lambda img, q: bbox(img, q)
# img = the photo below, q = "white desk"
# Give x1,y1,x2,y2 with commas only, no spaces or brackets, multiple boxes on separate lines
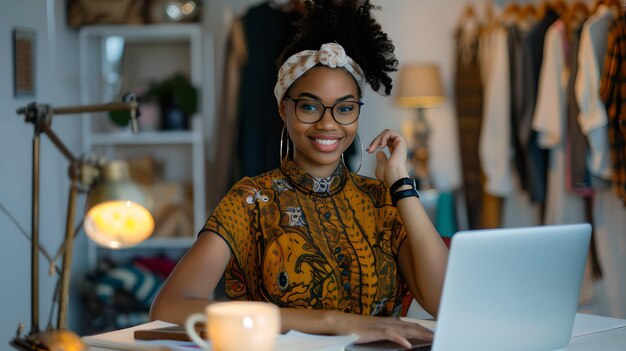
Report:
400,313,626,351
83,313,626,350
565,312,626,350
567,326,626,350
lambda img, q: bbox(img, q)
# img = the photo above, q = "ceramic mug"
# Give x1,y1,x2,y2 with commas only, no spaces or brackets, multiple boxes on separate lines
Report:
185,301,281,351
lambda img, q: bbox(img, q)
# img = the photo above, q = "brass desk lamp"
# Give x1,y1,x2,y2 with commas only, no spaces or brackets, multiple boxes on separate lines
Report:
11,95,155,350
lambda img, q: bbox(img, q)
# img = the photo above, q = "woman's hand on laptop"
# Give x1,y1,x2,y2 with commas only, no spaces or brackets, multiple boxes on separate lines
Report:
330,311,434,348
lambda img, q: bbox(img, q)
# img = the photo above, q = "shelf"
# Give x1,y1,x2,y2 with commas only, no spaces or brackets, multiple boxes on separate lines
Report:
90,130,201,145
79,23,201,42
98,237,196,250
81,22,210,273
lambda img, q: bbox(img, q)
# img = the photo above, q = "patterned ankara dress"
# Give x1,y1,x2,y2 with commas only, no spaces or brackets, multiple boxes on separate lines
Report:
202,157,409,316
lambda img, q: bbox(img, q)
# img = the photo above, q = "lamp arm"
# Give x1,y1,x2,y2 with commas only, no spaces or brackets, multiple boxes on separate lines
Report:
57,179,80,329
51,101,137,115
41,122,77,164
16,101,137,116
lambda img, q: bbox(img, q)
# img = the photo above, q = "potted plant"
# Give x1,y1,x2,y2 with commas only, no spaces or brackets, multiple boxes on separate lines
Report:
109,73,198,131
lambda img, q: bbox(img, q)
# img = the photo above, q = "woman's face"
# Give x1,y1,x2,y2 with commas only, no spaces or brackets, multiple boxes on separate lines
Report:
279,66,360,177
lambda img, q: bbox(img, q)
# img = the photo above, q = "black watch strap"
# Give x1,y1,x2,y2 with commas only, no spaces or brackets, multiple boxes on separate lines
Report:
390,177,416,194
391,188,420,206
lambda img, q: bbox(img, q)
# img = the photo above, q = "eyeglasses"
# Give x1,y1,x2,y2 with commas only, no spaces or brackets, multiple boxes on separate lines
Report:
283,97,364,125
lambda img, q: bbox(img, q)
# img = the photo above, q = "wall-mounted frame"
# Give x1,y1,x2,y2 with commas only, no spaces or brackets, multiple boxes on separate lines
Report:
13,28,36,97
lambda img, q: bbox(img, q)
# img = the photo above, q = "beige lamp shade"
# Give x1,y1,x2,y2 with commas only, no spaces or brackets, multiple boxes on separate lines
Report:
84,160,154,249
395,64,445,108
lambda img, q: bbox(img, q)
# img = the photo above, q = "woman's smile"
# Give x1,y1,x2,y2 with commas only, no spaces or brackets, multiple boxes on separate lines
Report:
310,135,343,152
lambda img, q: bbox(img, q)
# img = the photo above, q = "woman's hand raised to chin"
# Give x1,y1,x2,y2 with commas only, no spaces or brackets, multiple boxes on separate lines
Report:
367,129,411,188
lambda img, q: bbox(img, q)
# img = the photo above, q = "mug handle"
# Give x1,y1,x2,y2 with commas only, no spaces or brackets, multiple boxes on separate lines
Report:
185,313,210,350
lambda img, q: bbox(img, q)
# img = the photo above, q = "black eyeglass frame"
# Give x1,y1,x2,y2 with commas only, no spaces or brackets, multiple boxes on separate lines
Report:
283,97,364,125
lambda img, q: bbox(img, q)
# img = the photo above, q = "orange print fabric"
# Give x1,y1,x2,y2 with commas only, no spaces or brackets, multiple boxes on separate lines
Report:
203,157,408,316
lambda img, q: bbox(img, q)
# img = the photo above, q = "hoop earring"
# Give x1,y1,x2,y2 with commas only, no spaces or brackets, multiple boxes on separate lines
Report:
342,133,363,173
280,125,291,161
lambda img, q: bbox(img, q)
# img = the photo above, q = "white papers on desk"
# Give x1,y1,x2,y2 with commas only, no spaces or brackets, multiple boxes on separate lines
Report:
277,330,358,351
82,321,359,351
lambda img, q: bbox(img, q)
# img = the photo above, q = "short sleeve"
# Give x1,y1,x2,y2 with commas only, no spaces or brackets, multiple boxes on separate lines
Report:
202,177,258,253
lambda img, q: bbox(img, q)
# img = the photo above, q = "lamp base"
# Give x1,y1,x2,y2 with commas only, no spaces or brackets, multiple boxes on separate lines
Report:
412,108,433,190
11,336,47,351
11,329,89,351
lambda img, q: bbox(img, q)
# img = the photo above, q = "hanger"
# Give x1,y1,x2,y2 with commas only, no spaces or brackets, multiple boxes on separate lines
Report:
481,2,501,34
460,3,476,22
521,4,540,20
561,2,590,38
456,4,479,35
500,3,521,24
592,0,622,14
500,3,538,29
561,2,590,20
540,0,568,17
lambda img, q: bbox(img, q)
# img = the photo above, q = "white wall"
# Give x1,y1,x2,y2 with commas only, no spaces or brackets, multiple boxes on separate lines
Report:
0,0,85,344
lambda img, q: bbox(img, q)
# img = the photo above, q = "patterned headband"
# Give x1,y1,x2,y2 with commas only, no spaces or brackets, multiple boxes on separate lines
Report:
274,43,366,105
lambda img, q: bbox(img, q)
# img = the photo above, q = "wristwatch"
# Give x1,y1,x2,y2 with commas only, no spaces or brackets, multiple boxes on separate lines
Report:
389,177,420,206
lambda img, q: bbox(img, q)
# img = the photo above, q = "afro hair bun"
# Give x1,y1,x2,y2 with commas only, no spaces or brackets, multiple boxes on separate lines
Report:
279,0,398,96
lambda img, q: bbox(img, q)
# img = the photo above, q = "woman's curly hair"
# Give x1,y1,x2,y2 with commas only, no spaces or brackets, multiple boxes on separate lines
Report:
278,0,398,96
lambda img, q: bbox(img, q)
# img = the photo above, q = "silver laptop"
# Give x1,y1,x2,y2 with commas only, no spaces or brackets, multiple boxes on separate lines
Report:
348,223,591,351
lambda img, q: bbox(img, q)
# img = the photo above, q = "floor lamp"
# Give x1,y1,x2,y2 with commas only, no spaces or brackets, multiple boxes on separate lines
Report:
395,63,446,190
11,97,155,351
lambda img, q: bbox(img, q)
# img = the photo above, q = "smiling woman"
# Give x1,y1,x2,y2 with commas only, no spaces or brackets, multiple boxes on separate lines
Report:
149,1,448,349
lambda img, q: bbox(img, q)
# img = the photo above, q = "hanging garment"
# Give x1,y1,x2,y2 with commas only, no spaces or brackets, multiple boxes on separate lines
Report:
566,24,593,195
518,9,559,204
586,188,626,317
508,24,530,191
501,23,542,229
599,12,626,205
213,3,300,203
213,14,247,205
532,19,586,225
575,5,615,182
478,26,512,228
566,23,603,281
454,21,483,229
237,2,300,178
479,26,513,197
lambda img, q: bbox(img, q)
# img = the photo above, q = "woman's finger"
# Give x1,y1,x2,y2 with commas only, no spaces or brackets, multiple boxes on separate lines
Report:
382,329,413,349
375,151,387,181
394,320,434,341
367,129,391,153
354,329,412,349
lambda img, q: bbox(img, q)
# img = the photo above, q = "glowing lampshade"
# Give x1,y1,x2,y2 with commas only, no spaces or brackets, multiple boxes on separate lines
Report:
84,160,154,248
395,64,445,108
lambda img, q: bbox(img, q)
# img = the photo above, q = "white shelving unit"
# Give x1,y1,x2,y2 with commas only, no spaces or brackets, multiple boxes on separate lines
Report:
79,24,212,269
